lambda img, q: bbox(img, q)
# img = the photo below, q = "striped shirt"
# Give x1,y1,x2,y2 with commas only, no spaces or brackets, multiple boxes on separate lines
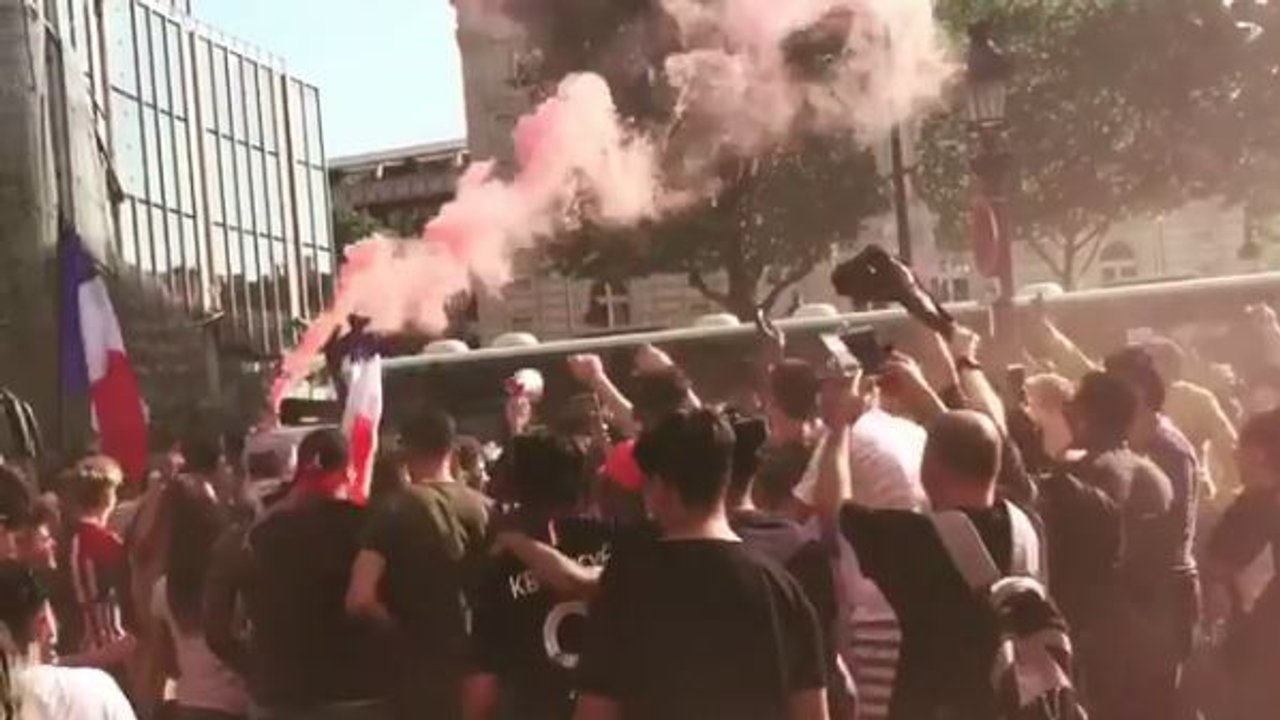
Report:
69,519,128,652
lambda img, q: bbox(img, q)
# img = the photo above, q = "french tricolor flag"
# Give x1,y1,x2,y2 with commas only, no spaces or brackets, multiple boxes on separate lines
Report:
341,355,382,505
59,229,149,482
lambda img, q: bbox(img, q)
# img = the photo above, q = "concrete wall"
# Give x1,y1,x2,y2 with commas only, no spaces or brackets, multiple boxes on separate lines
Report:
0,0,68,453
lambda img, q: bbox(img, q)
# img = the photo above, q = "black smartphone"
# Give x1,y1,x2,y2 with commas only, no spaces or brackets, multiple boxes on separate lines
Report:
818,333,861,378
841,327,888,375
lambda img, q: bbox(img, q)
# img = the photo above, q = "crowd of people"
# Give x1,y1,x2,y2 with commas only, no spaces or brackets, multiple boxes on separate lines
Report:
0,296,1278,720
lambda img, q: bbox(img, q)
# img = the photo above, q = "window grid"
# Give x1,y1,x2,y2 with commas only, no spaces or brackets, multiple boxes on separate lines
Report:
104,0,333,355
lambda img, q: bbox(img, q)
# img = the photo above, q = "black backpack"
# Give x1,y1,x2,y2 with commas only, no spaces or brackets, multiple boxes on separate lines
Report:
930,502,1088,720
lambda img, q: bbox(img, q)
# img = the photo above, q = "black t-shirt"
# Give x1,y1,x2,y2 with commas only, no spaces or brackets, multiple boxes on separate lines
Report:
243,499,390,709
840,503,1013,720
472,514,615,720
1041,448,1175,628
1209,490,1280,666
359,481,489,666
577,538,825,720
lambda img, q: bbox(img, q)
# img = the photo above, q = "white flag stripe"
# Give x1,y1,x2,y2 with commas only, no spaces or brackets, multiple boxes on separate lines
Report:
78,278,127,384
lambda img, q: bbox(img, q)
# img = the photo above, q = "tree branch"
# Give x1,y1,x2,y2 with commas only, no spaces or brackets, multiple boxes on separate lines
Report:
761,263,817,315
687,269,732,309
1074,221,1114,279
1023,234,1067,284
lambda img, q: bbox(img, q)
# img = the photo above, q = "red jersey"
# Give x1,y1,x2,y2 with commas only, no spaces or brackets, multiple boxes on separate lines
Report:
68,519,127,651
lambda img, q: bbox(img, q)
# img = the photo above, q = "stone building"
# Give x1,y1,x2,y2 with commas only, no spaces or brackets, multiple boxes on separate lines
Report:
329,139,469,239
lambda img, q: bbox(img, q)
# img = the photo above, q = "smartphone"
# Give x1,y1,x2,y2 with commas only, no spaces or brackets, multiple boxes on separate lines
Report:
818,333,861,378
841,327,888,375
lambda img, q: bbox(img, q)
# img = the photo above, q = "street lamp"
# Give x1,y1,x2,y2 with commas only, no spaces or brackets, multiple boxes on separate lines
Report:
965,21,1016,336
964,22,1011,127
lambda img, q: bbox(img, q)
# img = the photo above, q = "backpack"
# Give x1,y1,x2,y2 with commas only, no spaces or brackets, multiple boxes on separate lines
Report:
930,502,1088,720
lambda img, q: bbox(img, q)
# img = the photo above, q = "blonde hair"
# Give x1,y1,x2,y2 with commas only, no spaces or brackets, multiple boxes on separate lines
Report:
70,455,124,512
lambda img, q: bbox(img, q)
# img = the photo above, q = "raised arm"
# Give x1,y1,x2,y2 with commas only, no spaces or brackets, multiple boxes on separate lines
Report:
1033,316,1101,382
812,374,864,524
949,327,1009,436
569,354,638,437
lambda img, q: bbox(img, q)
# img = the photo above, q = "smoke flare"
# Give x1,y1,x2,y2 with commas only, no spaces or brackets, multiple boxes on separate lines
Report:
270,0,948,406
270,73,659,407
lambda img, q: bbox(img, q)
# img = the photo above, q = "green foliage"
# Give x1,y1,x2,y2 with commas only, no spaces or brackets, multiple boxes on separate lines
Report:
331,206,380,256
920,0,1280,287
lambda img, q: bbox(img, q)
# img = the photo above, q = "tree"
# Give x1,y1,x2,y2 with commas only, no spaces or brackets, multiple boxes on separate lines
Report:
919,0,1276,288
331,206,379,257
502,0,887,318
549,138,885,318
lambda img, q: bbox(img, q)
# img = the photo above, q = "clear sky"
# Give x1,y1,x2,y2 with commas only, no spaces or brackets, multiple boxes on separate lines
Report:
196,0,468,159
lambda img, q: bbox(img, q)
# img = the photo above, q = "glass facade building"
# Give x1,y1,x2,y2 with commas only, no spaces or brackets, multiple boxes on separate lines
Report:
98,0,333,354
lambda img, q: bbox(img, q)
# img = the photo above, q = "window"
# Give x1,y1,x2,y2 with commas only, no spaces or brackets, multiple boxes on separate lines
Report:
244,61,261,146
135,8,152,103
157,117,175,203
309,168,328,246
174,120,192,212
136,205,153,273
259,66,277,151
194,40,211,122
167,21,185,117
227,228,244,275
182,217,197,275
264,154,281,235
168,211,183,276
236,143,252,228
228,55,244,139
1099,242,1139,285
152,206,169,271
150,13,169,110
219,139,237,225
294,164,312,244
302,86,322,162
142,108,159,201
251,151,267,230
584,280,632,328
212,47,229,131
209,224,228,279
287,81,304,156
204,134,222,222
106,0,136,94
111,94,144,193
118,200,137,264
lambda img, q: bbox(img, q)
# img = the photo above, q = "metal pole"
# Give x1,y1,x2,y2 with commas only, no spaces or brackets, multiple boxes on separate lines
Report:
889,124,913,265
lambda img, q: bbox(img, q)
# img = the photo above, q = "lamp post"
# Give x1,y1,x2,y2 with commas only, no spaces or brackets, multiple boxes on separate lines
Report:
964,22,1015,336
